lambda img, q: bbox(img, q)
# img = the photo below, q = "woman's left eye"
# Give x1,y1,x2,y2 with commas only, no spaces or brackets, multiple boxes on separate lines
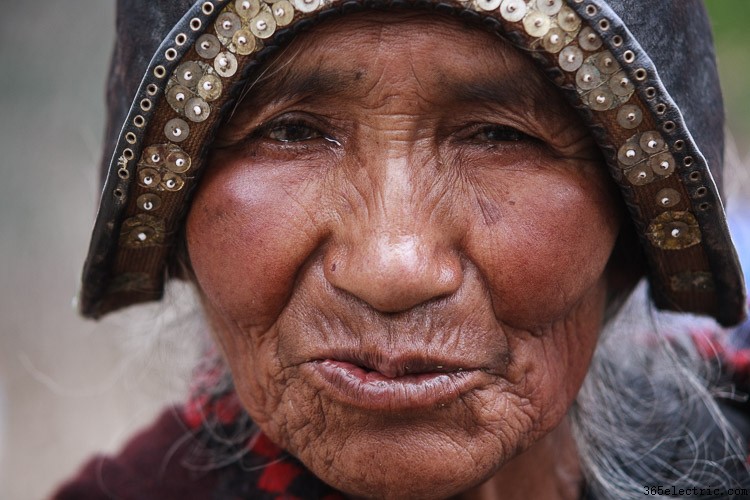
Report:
470,125,530,143
265,123,323,143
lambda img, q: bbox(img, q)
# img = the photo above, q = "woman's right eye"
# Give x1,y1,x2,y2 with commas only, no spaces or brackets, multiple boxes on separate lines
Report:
264,122,323,143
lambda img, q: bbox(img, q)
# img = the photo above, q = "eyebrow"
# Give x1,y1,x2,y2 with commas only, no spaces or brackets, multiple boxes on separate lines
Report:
239,63,562,118
243,67,364,107
445,71,558,112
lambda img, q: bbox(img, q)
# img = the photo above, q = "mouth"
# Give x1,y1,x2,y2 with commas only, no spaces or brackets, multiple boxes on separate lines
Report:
327,352,471,378
302,353,487,412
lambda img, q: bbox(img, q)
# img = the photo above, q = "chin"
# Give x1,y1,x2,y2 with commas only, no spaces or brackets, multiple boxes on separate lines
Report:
305,439,501,500
246,371,548,500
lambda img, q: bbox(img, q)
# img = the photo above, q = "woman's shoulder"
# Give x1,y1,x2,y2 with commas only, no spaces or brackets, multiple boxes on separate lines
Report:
50,407,219,500
718,315,750,444
50,399,345,500
693,312,750,435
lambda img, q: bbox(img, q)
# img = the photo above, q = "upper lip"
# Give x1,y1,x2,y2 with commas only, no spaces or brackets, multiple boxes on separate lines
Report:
313,350,476,378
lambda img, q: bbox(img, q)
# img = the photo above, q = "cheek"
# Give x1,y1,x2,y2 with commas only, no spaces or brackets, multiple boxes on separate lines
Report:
187,159,329,439
186,157,321,327
506,277,607,415
461,163,614,429
468,167,619,326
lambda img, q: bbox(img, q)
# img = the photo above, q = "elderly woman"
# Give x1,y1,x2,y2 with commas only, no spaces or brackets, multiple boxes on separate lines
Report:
55,0,749,498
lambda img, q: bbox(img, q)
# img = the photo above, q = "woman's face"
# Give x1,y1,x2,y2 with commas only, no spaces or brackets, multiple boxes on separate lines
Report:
187,11,621,499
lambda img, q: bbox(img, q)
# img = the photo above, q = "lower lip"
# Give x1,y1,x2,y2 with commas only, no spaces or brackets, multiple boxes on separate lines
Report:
303,360,484,411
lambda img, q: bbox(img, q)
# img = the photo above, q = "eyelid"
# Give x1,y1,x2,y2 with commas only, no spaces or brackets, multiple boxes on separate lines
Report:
454,122,536,143
256,115,307,135
256,112,341,143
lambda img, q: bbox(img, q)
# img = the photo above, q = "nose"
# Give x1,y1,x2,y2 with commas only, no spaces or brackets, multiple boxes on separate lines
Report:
325,234,463,313
324,167,463,313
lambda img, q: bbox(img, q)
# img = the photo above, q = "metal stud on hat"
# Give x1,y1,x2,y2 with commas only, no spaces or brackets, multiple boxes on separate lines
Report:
80,0,746,325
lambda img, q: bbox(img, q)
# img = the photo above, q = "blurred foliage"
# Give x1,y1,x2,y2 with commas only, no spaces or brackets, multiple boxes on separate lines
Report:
706,0,747,37
705,0,750,155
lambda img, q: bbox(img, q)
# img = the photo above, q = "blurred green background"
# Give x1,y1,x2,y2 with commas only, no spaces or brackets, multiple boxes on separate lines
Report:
706,0,750,157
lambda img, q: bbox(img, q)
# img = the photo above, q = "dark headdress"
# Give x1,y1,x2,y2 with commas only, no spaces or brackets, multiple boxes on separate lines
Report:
80,0,746,325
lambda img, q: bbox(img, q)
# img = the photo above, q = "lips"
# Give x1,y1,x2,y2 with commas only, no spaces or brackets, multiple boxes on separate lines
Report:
302,353,488,412
328,352,468,378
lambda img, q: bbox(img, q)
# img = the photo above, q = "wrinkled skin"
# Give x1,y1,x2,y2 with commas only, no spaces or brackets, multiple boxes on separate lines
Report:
187,12,622,500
